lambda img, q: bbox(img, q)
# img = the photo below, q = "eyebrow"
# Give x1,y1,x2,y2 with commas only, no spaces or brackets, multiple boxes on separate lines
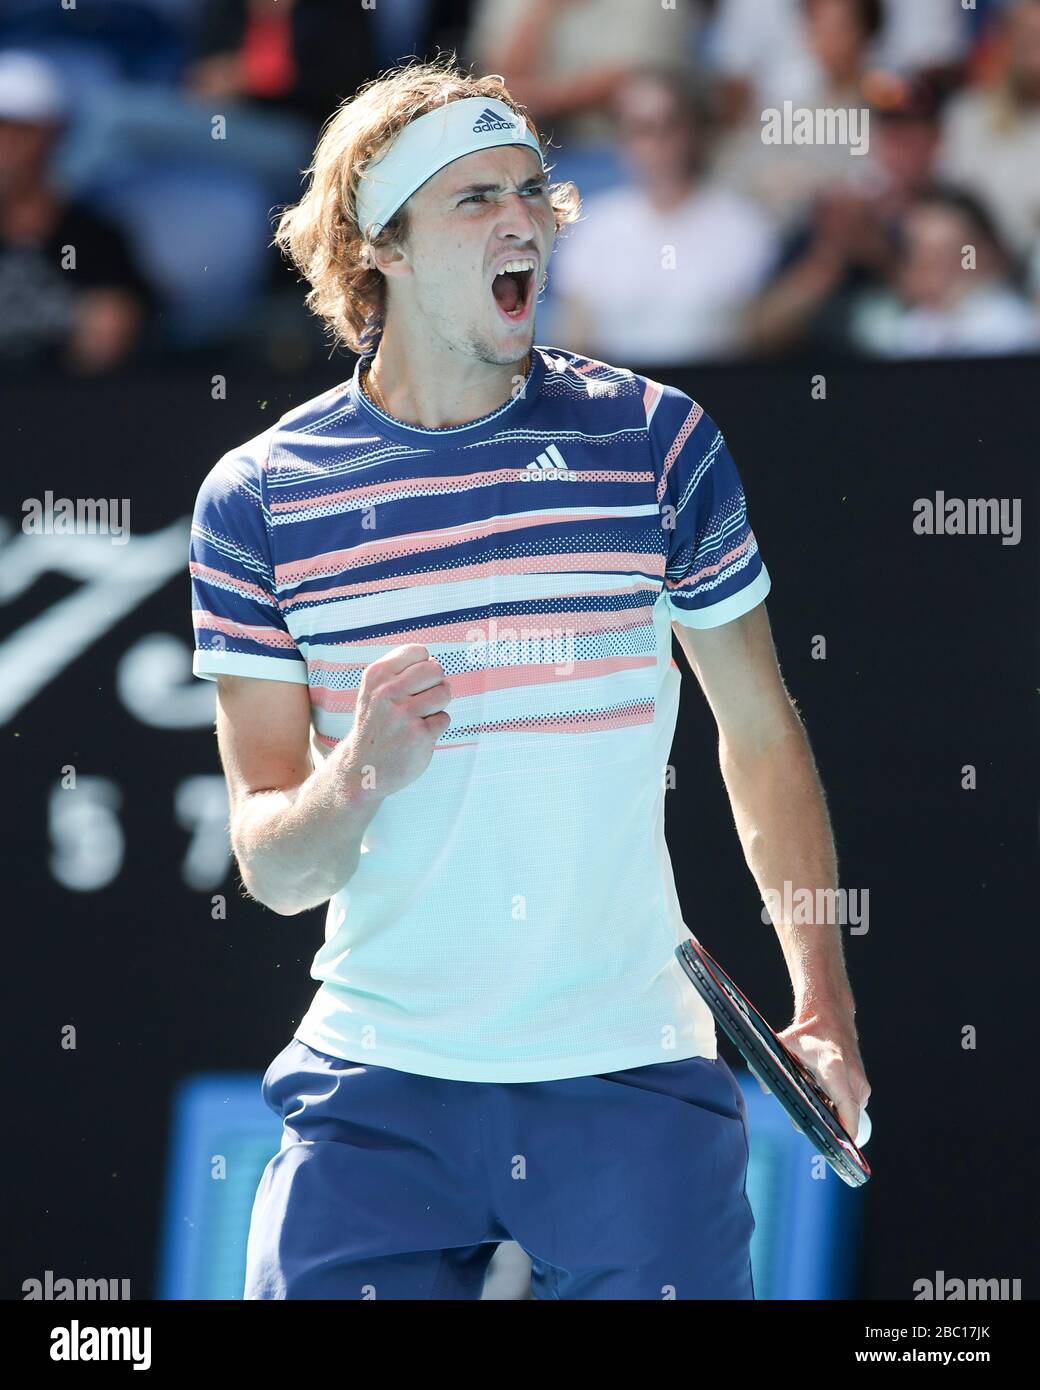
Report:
450,174,547,199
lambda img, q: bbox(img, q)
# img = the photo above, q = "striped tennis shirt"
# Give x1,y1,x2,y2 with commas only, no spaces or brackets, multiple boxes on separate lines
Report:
188,345,771,1081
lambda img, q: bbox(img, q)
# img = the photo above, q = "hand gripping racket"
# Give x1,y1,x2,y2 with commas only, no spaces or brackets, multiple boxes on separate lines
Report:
675,934,871,1188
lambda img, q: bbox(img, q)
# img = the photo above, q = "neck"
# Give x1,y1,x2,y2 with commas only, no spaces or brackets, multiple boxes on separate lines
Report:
364,318,530,429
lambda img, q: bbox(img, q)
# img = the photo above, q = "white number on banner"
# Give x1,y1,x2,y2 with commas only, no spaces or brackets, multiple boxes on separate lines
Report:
174,776,232,891
48,776,124,891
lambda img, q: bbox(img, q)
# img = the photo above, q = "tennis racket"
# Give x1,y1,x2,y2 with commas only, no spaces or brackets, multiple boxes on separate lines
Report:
675,934,871,1188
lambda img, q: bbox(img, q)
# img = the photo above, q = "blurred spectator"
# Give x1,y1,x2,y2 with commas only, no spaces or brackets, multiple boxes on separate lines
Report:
550,68,779,364
848,185,1040,356
466,0,703,197
0,52,152,372
746,77,944,354
0,0,194,87
709,0,967,125
937,0,1040,262
364,0,478,75
1,0,1033,370
870,0,969,80
185,0,372,134
710,0,819,122
714,0,883,231
44,4,365,348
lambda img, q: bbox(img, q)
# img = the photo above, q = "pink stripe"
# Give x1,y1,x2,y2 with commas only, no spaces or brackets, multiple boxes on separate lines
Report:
307,605,654,671
279,553,664,609
312,701,654,743
643,378,663,426
656,401,703,504
271,467,646,514
275,503,653,584
192,609,298,649
308,654,657,712
190,561,271,605
506,702,654,734
314,730,480,752
273,470,502,511
667,534,755,592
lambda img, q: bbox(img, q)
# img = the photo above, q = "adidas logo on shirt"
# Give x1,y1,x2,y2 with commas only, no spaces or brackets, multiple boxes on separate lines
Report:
522,443,577,480
472,107,517,133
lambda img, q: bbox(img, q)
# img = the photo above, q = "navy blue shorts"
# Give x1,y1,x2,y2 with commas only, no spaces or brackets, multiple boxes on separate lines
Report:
244,1038,756,1300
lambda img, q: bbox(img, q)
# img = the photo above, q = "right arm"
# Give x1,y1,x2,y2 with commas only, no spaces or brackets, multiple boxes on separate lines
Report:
216,645,451,916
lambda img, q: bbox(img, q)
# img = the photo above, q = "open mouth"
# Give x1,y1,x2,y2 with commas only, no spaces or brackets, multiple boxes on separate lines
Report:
491,261,536,322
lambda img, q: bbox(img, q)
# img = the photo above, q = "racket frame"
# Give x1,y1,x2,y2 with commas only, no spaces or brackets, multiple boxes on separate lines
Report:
676,935,871,1188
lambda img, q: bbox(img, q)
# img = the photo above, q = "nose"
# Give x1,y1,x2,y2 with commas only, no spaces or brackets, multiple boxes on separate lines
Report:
494,190,541,242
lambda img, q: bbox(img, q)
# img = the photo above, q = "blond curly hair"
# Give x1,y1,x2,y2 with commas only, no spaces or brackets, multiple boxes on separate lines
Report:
274,55,582,355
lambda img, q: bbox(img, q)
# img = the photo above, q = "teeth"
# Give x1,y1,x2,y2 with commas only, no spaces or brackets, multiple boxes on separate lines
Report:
495,259,536,277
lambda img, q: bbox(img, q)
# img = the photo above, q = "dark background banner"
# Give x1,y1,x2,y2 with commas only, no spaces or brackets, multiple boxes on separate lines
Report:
4,355,1036,1299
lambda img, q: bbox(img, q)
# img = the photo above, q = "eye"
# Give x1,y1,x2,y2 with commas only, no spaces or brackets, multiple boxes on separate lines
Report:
458,184,548,207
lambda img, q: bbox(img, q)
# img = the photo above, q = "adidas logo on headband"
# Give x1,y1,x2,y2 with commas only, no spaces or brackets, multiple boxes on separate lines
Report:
355,98,543,241
472,107,517,134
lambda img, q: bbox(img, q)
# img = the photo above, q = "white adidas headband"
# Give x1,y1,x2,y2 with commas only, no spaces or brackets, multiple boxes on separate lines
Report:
354,96,545,242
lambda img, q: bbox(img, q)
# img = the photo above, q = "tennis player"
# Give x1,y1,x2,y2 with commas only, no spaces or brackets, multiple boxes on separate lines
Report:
188,58,870,1300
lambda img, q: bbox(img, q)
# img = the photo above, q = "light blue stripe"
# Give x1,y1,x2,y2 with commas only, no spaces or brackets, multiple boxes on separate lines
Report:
669,565,771,629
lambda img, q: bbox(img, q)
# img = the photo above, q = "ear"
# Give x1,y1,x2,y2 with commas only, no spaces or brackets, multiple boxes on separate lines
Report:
366,239,410,281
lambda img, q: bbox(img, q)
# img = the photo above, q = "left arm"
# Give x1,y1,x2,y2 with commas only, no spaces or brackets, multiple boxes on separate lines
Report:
672,601,871,1139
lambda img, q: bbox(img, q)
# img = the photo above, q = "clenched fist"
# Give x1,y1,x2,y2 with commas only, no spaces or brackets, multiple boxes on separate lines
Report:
340,644,452,798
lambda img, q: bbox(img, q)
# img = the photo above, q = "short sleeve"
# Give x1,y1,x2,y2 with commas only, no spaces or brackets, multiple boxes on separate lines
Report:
188,436,309,684
649,383,771,628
